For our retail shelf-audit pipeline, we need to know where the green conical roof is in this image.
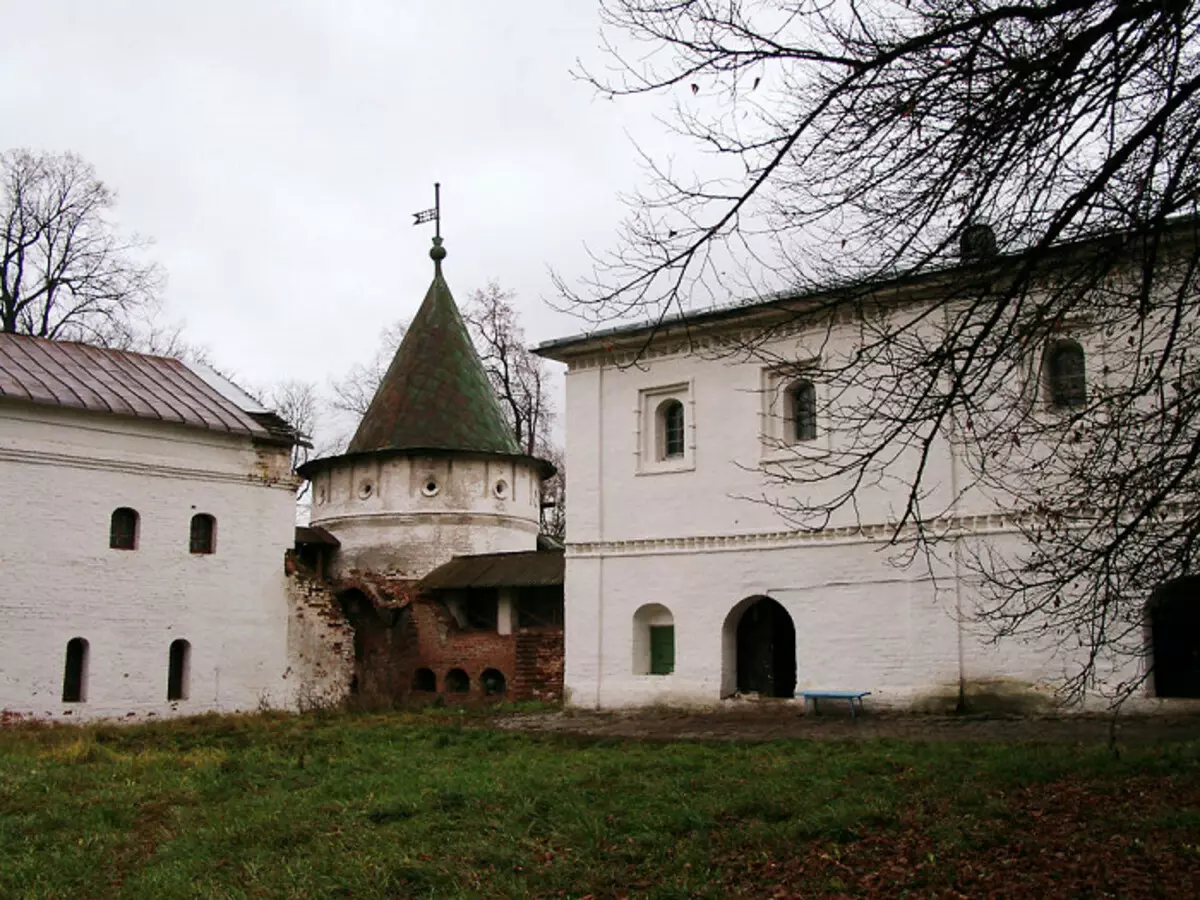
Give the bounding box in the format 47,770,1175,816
347,239,519,456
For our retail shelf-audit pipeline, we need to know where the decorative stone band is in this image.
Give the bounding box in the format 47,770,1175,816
566,511,1073,558
312,510,541,532
0,445,301,490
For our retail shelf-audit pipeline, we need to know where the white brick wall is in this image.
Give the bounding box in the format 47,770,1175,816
0,403,299,722
559,324,1146,710
308,453,542,579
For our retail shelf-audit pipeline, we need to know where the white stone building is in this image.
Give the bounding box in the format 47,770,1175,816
537,226,1200,712
0,333,301,722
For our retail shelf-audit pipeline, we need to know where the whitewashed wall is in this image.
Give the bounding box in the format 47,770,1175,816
0,403,299,722
559,320,1147,710
308,453,542,579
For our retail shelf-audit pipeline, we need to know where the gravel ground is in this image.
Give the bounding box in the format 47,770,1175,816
494,702,1200,743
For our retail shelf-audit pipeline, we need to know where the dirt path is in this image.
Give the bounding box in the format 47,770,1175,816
494,704,1200,743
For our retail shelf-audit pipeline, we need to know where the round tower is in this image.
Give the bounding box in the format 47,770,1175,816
298,236,552,579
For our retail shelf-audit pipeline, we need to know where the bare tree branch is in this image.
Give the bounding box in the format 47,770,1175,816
570,0,1200,706
1,149,163,345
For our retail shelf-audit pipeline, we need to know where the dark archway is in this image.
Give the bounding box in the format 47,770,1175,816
1149,576,1200,698
445,668,470,694
413,668,437,692
481,668,507,696
733,596,796,698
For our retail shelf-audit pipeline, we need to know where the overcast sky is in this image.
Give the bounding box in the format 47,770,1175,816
0,2,672,403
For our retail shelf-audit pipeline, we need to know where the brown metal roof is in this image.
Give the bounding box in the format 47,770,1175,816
295,525,341,546
420,549,564,590
0,333,282,441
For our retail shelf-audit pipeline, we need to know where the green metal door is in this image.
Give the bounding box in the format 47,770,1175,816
649,625,675,675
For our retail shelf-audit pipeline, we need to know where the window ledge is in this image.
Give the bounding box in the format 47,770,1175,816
636,460,696,477
760,444,830,465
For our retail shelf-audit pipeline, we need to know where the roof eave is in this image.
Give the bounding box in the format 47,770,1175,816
297,445,556,481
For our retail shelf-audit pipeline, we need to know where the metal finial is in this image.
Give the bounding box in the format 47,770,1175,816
412,183,443,264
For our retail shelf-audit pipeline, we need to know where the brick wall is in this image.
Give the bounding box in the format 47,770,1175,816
513,630,564,702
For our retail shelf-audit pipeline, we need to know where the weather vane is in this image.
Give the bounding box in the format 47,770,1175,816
412,183,441,239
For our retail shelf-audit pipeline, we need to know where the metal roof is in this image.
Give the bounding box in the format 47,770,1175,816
295,525,341,546
420,549,564,590
0,332,290,443
348,239,520,457
534,215,1200,359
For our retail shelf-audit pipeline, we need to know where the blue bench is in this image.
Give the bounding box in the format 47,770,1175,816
800,690,871,719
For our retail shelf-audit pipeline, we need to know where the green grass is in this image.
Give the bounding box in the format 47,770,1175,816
1,710,1198,898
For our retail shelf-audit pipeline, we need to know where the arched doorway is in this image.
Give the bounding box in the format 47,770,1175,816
1149,576,1200,698
723,596,796,698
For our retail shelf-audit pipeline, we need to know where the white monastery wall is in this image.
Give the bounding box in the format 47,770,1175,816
568,328,962,546
560,320,1147,710
308,453,541,578
0,404,299,722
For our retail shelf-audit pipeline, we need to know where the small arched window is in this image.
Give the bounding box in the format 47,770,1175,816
413,668,437,692
657,399,685,460
62,637,89,703
167,639,191,701
633,603,675,676
189,514,216,554
444,668,470,694
788,380,817,442
481,668,507,696
109,508,139,550
1046,340,1087,409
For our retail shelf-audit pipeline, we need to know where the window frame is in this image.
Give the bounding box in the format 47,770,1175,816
1044,338,1088,410
62,637,89,703
659,398,686,460
788,379,818,442
109,507,139,551
637,381,695,475
189,513,217,555
632,603,676,676
761,364,830,461
167,639,191,701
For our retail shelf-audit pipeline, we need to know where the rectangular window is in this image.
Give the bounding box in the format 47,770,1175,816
649,625,675,675
517,587,564,629
638,382,694,474
464,589,499,630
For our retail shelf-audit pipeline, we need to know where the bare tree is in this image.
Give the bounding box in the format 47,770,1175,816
566,1,1200,704
1,149,162,345
328,318,408,418
463,282,565,538
262,379,319,473
463,282,554,456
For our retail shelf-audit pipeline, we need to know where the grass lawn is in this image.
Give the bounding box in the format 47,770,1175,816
1,710,1198,898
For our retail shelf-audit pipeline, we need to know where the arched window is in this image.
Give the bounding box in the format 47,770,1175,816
109,508,139,550
481,668,507,695
444,668,470,694
412,668,437,692
167,639,191,701
1046,340,1086,409
788,380,817,442
657,399,685,460
632,603,675,675
189,514,216,554
62,638,89,703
